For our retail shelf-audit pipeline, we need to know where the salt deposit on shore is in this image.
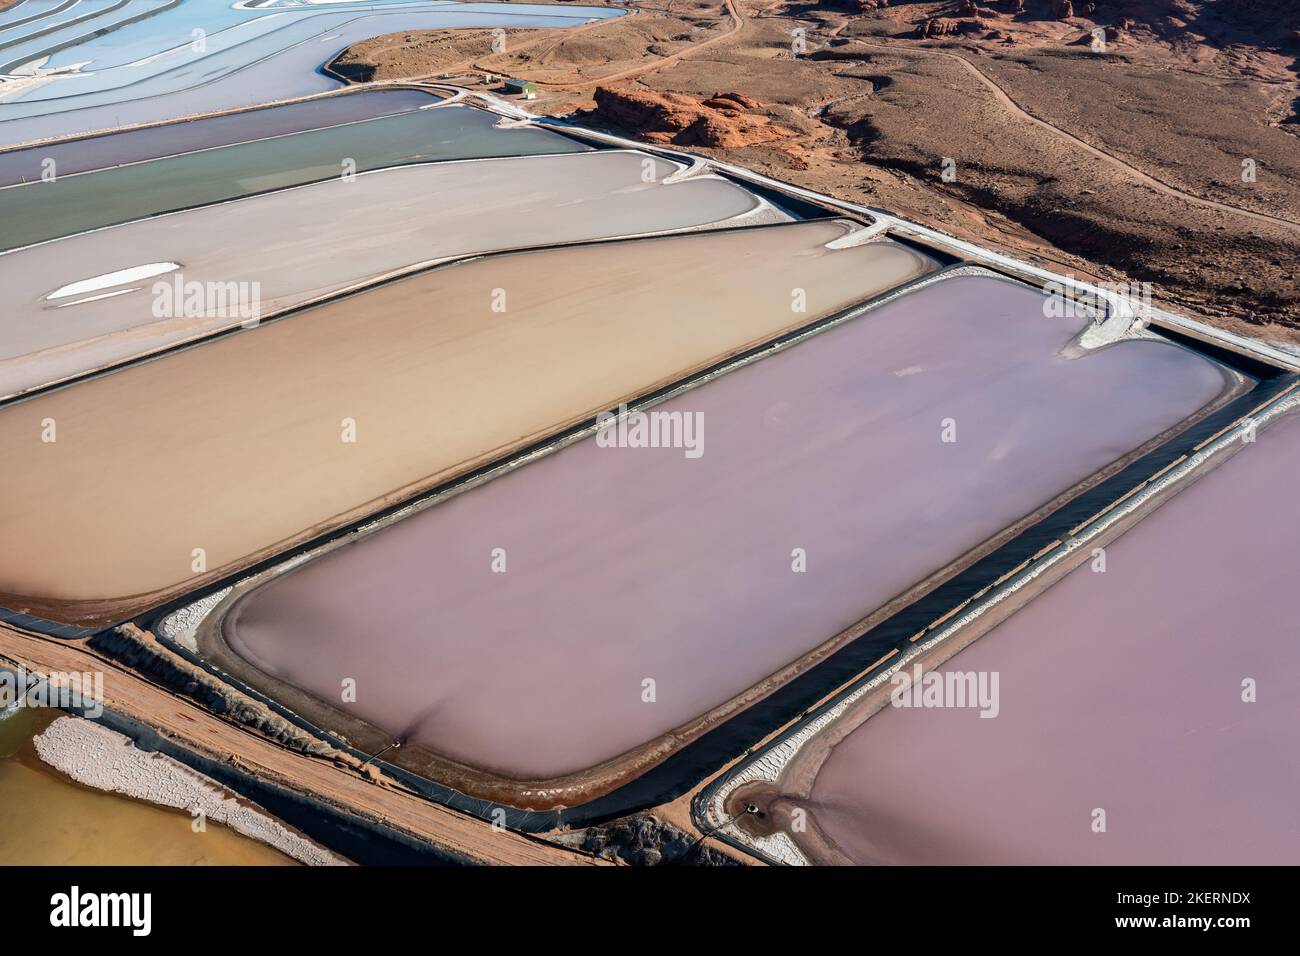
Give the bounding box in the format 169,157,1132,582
33,715,349,866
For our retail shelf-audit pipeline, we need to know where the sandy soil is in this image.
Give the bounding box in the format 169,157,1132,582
331,1,730,86
340,0,1300,341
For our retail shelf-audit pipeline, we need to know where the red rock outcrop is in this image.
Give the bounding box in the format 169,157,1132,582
918,15,990,37
589,87,794,149
590,87,701,139
956,1,1002,17
920,17,974,37
702,91,763,113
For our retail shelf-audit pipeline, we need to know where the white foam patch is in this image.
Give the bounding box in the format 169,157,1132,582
45,261,178,300
52,287,140,308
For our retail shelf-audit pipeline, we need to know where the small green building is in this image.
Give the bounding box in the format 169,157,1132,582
504,77,537,98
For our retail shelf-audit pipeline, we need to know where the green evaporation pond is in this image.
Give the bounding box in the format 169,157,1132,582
0,105,588,252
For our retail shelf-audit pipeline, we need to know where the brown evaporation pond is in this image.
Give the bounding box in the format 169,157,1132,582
760,406,1300,865
0,221,936,626
207,274,1233,808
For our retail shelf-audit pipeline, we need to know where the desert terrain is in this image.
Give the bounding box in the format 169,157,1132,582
3,0,1297,874
336,0,1300,342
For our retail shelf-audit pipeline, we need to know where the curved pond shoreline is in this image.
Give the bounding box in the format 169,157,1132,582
701,387,1300,865
0,149,777,398
0,1,623,147
188,271,1234,811
0,102,588,251
0,86,439,185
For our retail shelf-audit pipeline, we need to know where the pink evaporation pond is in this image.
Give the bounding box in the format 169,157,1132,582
223,275,1230,782
805,410,1300,865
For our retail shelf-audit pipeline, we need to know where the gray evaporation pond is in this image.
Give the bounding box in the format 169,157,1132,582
219,274,1230,786
0,88,440,187
795,406,1300,865
1,151,778,398
0,104,587,251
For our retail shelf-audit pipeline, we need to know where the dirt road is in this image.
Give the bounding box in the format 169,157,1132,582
471,0,1300,233
842,37,1300,233
474,0,745,90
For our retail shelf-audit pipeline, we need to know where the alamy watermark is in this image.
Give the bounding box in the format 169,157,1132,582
0,666,103,719
890,662,1000,718
152,272,262,328
596,403,704,459
1043,277,1153,321
50,887,151,937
